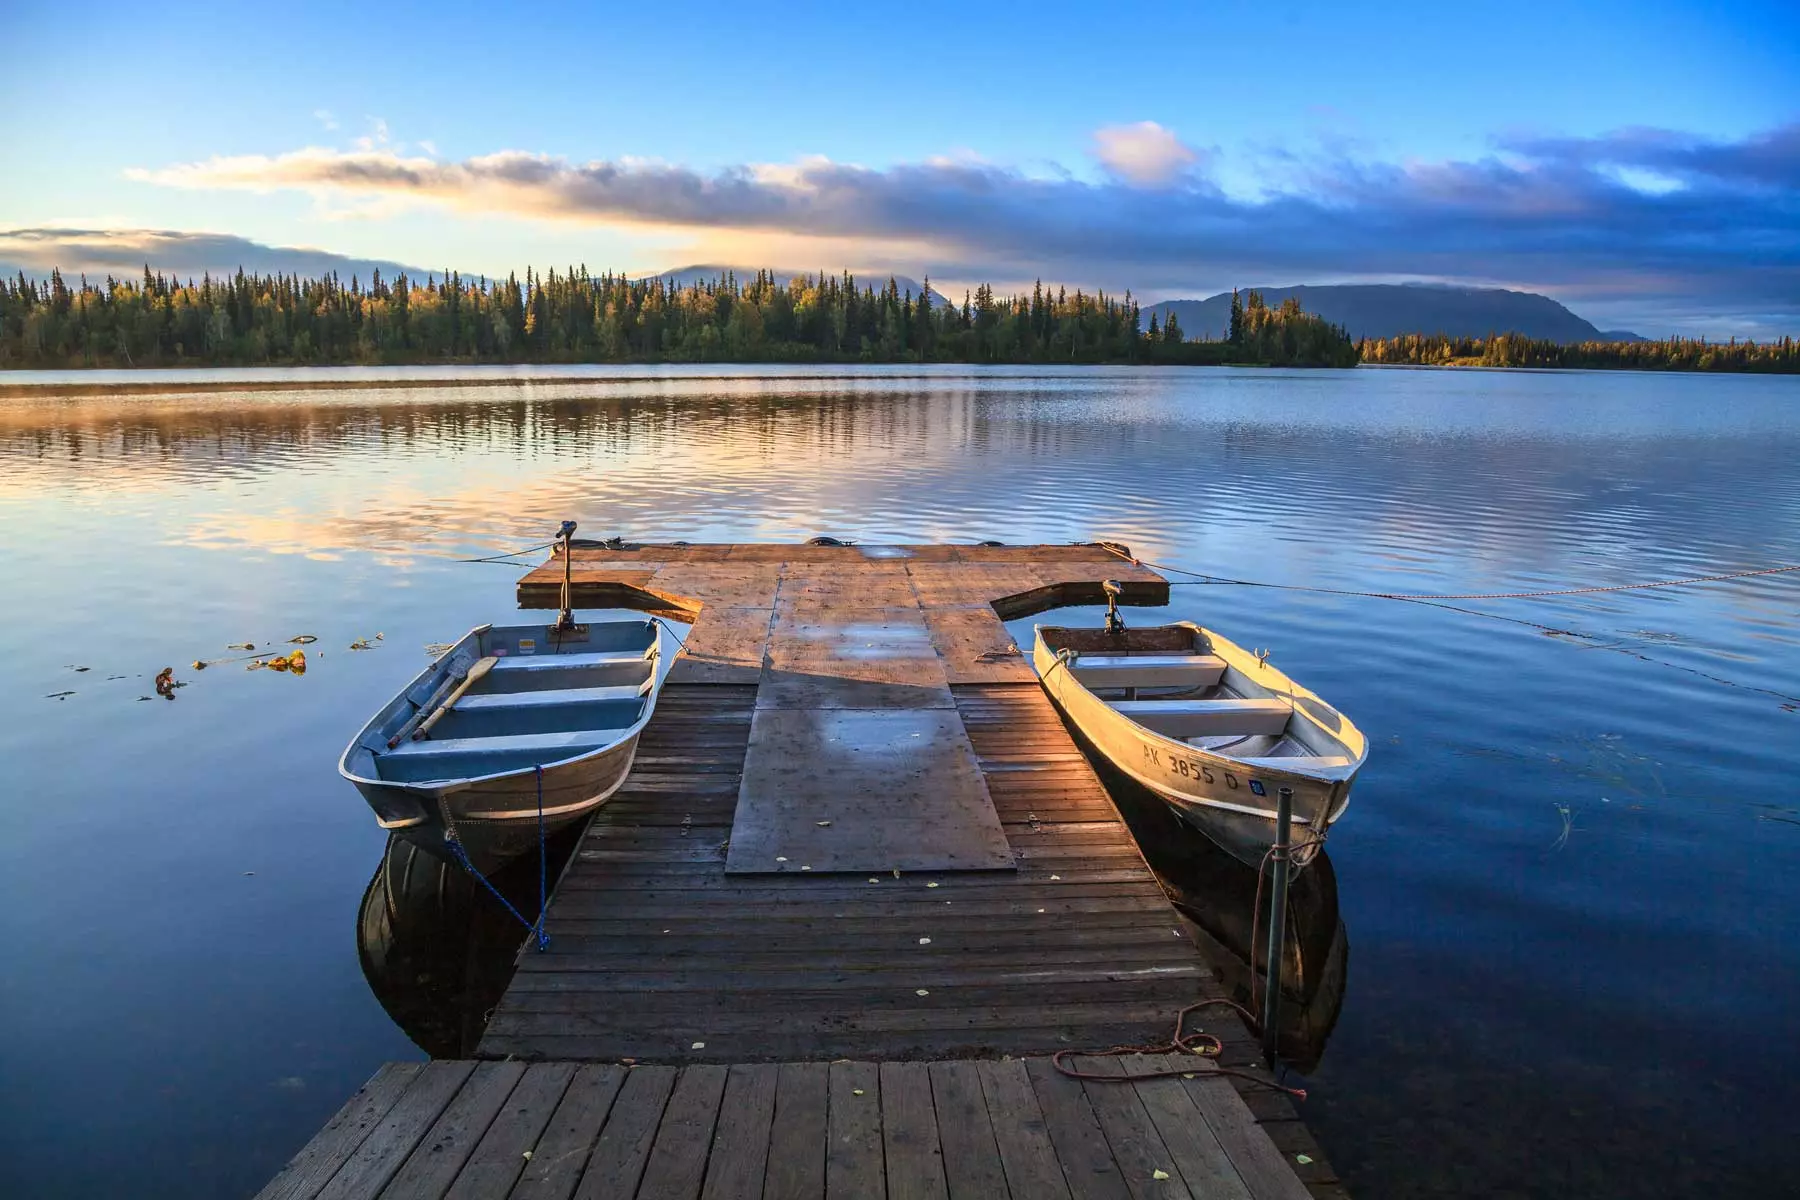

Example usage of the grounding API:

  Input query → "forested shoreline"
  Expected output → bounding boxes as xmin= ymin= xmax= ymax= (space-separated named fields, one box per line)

xmin=1359 ymin=331 xmax=1797 ymax=372
xmin=3 ymin=266 xmax=1789 ymax=373
xmin=0 ymin=268 xmax=1356 ymax=369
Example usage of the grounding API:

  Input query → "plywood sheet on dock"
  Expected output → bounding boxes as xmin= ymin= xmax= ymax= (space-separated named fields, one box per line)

xmin=260 ymin=1054 xmax=1321 ymax=1200
xmin=725 ymin=707 xmax=1012 ymax=874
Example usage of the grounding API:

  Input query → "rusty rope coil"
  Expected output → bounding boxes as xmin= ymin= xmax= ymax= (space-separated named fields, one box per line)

xmin=1051 ymin=998 xmax=1308 ymax=1098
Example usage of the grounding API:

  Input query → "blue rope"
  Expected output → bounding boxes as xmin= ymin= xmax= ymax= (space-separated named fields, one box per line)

xmin=441 ymin=768 xmax=551 ymax=952
xmin=535 ymin=766 xmax=549 ymax=952
xmin=443 ymin=834 xmax=543 ymax=944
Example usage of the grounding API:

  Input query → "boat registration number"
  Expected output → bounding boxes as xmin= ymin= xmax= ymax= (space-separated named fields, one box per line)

xmin=1143 ymin=743 xmax=1246 ymax=791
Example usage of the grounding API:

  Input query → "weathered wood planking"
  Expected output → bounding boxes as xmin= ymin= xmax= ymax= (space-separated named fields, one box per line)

xmin=261 ymin=1055 xmax=1322 ymax=1199
xmin=476 ymin=683 xmax=1212 ymax=1063
xmin=515 ymin=543 xmax=1168 ymax=683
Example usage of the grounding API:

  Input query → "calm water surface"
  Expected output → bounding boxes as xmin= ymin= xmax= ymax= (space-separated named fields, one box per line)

xmin=1 ymin=365 xmax=1796 ymax=1198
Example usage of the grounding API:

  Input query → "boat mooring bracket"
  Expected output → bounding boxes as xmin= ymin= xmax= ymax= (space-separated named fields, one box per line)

xmin=554 ymin=520 xmax=579 ymax=633
xmin=1102 ymin=578 xmax=1127 ymax=637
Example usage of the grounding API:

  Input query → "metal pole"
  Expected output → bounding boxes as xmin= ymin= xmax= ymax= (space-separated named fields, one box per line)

xmin=1261 ymin=786 xmax=1294 ymax=1061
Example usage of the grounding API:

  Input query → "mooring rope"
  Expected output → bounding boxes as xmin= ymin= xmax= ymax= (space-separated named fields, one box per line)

xmin=1050 ymin=998 xmax=1309 ymax=1098
xmin=1096 ymin=541 xmax=1800 ymax=602
xmin=457 ymin=537 xmax=561 ymax=565
xmin=441 ymin=768 xmax=551 ymax=952
xmin=535 ymin=766 xmax=549 ymax=952
xmin=1094 ymin=543 xmax=1800 ymax=707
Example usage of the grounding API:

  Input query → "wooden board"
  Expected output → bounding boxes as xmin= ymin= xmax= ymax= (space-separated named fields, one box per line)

xmin=725 ymin=706 xmax=1013 ymax=874
xmin=261 ymin=1056 xmax=1319 ymax=1199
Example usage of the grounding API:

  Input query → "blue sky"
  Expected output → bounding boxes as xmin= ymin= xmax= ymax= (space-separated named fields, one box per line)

xmin=2 ymin=0 xmax=1795 ymax=334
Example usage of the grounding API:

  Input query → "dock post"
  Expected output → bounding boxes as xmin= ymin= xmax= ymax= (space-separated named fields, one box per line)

xmin=1261 ymin=785 xmax=1294 ymax=1062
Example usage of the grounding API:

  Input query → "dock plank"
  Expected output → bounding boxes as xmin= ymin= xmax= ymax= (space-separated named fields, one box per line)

xmin=826 ymin=1061 xmax=885 ymax=1199
xmin=926 ymin=1061 xmax=1008 ymax=1200
xmin=1023 ymin=1058 xmax=1131 ymax=1200
xmin=763 ymin=1062 xmax=829 ymax=1200
xmin=699 ymin=1063 xmax=780 ymax=1200
xmin=444 ymin=1063 xmax=576 ymax=1200
xmin=255 ymin=1062 xmax=423 ymax=1200
xmin=1117 ymin=1055 xmax=1252 ymax=1200
xmin=879 ymin=1062 xmax=947 ymax=1200
xmin=976 ymin=1060 xmax=1073 ymax=1200
xmin=1070 ymin=1057 xmax=1187 ymax=1200
xmin=313 ymin=1060 xmax=476 ymax=1200
xmin=637 ymin=1064 xmax=730 ymax=1200
xmin=382 ymin=1060 xmax=526 ymax=1199
xmin=571 ymin=1065 xmax=677 ymax=1200
xmin=507 ymin=1064 xmax=627 ymax=1200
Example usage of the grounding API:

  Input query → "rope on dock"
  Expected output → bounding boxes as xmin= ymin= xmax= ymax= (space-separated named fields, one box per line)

xmin=1050 ymin=998 xmax=1309 ymax=1098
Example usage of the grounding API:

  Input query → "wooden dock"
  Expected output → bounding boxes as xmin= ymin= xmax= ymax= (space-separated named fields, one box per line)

xmin=260 ymin=544 xmax=1345 ymax=1198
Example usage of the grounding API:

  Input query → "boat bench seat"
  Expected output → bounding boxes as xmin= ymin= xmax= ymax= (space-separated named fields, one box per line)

xmin=489 ymin=649 xmax=651 ymax=673
xmin=374 ymin=727 xmax=628 ymax=784
xmin=385 ymin=728 xmax=627 ymax=758
xmin=1112 ymin=698 xmax=1292 ymax=737
xmin=482 ymin=650 xmax=654 ymax=694
xmin=455 ymin=684 xmax=646 ymax=711
xmin=1070 ymin=654 xmax=1226 ymax=688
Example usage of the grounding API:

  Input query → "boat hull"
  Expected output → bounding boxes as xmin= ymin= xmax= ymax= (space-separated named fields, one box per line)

xmin=1034 ymin=622 xmax=1363 ymax=870
xmin=353 ymin=733 xmax=641 ymax=874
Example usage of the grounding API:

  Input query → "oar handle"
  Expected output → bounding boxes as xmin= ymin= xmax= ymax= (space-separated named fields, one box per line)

xmin=411 ymin=656 xmax=498 ymax=740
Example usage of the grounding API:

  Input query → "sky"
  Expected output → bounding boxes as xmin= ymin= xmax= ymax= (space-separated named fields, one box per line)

xmin=1 ymin=0 xmax=1796 ymax=335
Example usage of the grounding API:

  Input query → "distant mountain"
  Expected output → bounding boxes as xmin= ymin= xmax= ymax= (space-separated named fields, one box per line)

xmin=0 ymin=228 xmax=431 ymax=285
xmin=650 ymin=264 xmax=957 ymax=309
xmin=1140 ymin=284 xmax=1639 ymax=344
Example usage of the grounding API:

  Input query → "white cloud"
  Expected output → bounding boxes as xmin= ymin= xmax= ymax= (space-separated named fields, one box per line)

xmin=312 ymin=108 xmax=338 ymax=130
xmin=117 ymin=122 xmax=1800 ymax=325
xmin=1091 ymin=121 xmax=1201 ymax=186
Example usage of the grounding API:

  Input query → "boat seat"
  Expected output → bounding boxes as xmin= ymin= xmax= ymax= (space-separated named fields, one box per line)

xmin=373 ymin=727 xmax=627 ymax=784
xmin=384 ymin=728 xmax=625 ymax=758
xmin=1111 ymin=698 xmax=1291 ymax=737
xmin=488 ymin=649 xmax=650 ymax=673
xmin=481 ymin=650 xmax=654 ymax=694
xmin=454 ymin=684 xmax=646 ymax=711
xmin=1070 ymin=654 xmax=1226 ymax=688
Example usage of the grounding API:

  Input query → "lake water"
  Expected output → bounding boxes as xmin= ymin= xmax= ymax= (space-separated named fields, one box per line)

xmin=1 ymin=364 xmax=1796 ymax=1198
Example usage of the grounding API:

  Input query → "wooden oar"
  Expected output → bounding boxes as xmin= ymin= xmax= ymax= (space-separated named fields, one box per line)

xmin=410 ymin=656 xmax=499 ymax=741
xmin=386 ymin=662 xmax=471 ymax=747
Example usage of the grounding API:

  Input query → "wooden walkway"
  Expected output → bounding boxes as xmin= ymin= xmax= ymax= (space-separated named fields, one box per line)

xmin=258 ymin=544 xmax=1345 ymax=1198
xmin=478 ymin=682 xmax=1214 ymax=1061
xmin=258 ymin=1054 xmax=1316 ymax=1200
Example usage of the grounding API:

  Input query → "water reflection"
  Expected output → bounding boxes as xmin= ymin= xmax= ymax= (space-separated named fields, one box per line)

xmin=356 ymin=831 xmax=582 ymax=1058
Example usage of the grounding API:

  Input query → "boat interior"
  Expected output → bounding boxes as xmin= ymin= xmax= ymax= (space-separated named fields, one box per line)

xmin=1039 ymin=623 xmax=1354 ymax=770
xmin=358 ymin=620 xmax=661 ymax=785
